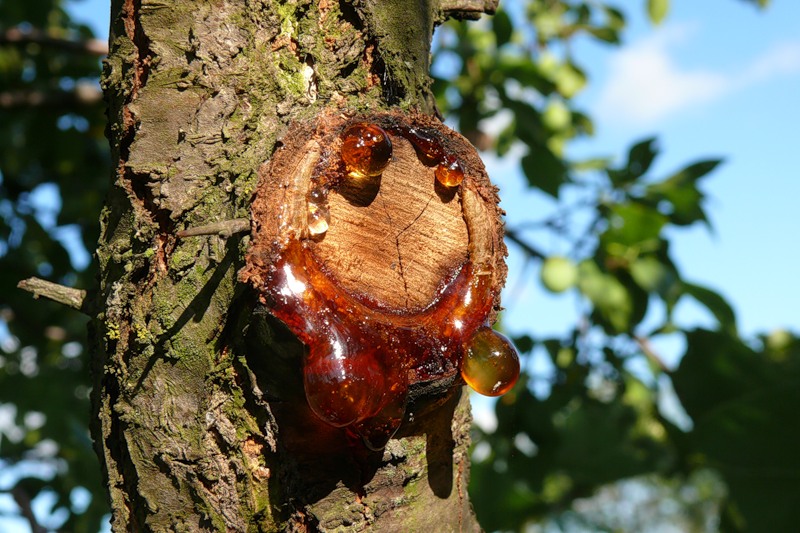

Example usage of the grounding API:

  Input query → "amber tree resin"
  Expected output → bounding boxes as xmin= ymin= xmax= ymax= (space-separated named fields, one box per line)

xmin=241 ymin=111 xmax=518 ymax=449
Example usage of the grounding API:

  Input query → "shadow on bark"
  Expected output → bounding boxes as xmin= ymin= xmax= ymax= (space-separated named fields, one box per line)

xmin=236 ymin=300 xmax=462 ymax=518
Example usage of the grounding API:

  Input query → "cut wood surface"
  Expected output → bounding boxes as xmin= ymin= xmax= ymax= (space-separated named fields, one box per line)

xmin=246 ymin=110 xmax=508 ymax=315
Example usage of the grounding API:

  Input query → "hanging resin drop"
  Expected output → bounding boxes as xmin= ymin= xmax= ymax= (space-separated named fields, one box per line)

xmin=461 ymin=326 xmax=520 ymax=397
xmin=304 ymin=339 xmax=385 ymax=427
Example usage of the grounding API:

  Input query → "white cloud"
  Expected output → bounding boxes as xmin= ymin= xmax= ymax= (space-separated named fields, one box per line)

xmin=594 ymin=24 xmax=800 ymax=127
xmin=741 ymin=41 xmax=800 ymax=84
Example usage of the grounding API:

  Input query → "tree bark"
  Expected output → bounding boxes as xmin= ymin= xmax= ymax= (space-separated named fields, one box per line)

xmin=93 ymin=0 xmax=498 ymax=530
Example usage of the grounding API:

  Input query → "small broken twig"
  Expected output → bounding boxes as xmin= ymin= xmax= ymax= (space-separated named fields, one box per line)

xmin=440 ymin=0 xmax=498 ymax=19
xmin=0 ymin=26 xmax=108 ymax=56
xmin=17 ymin=278 xmax=88 ymax=314
xmin=177 ymin=218 xmax=250 ymax=238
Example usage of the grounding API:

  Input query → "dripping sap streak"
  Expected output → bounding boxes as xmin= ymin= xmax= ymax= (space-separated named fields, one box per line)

xmin=266 ymin=238 xmax=499 ymax=449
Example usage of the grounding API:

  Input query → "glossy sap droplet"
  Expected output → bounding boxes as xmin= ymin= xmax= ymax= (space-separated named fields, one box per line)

xmin=306 ymin=188 xmax=330 ymax=236
xmin=462 ymin=326 xmax=520 ymax=397
xmin=341 ymin=123 xmax=393 ymax=178
xmin=304 ymin=341 xmax=385 ymax=427
xmin=307 ymin=202 xmax=330 ymax=235
xmin=435 ymin=155 xmax=465 ymax=188
xmin=402 ymin=126 xmax=445 ymax=164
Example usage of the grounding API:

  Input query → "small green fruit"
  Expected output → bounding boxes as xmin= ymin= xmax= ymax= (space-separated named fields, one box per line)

xmin=540 ymin=256 xmax=578 ymax=293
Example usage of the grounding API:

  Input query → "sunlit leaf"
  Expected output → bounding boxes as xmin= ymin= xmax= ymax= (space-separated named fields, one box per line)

xmin=578 ymin=260 xmax=632 ymax=333
xmin=648 ymin=0 xmax=670 ymax=25
xmin=682 ymin=282 xmax=737 ymax=334
xmin=630 ymin=255 xmax=672 ymax=293
xmin=554 ymin=62 xmax=586 ymax=98
xmin=521 ymin=148 xmax=567 ymax=198
xmin=540 ymin=255 xmax=578 ymax=293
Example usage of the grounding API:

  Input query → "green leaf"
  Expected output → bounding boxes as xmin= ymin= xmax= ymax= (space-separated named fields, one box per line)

xmin=650 ymin=159 xmax=723 ymax=191
xmin=682 ymin=282 xmax=737 ymax=334
xmin=673 ymin=330 xmax=800 ymax=532
xmin=602 ymin=202 xmax=667 ymax=249
xmin=630 ymin=256 xmax=672 ymax=293
xmin=648 ymin=0 xmax=670 ymax=25
xmin=586 ymin=26 xmax=620 ymax=45
xmin=492 ymin=10 xmax=513 ymax=47
xmin=627 ymin=137 xmax=659 ymax=182
xmin=554 ymin=62 xmax=586 ymax=99
xmin=645 ymin=159 xmax=722 ymax=226
xmin=512 ymin=334 xmax=535 ymax=354
xmin=521 ymin=148 xmax=567 ymax=198
xmin=603 ymin=6 xmax=626 ymax=30
xmin=542 ymin=100 xmax=571 ymax=132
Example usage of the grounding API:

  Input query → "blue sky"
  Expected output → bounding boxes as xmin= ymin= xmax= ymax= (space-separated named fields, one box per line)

xmin=583 ymin=0 xmax=800 ymax=339
xmin=496 ymin=0 xmax=800 ymax=348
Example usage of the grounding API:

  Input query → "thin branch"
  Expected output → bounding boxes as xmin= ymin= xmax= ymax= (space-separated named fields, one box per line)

xmin=0 ymin=83 xmax=102 ymax=110
xmin=504 ymin=228 xmax=545 ymax=260
xmin=17 ymin=278 xmax=87 ymax=313
xmin=11 ymin=485 xmax=47 ymax=533
xmin=177 ymin=218 xmax=250 ymax=238
xmin=0 ymin=26 xmax=108 ymax=56
xmin=635 ymin=335 xmax=670 ymax=373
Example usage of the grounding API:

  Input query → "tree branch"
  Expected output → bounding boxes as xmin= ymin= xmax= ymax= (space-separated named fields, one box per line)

xmin=0 ymin=26 xmax=108 ymax=56
xmin=635 ymin=335 xmax=670 ymax=373
xmin=177 ymin=218 xmax=250 ymax=238
xmin=17 ymin=278 xmax=88 ymax=314
xmin=0 ymin=83 xmax=103 ymax=110
xmin=504 ymin=227 xmax=546 ymax=260
xmin=439 ymin=0 xmax=499 ymax=20
xmin=11 ymin=486 xmax=47 ymax=533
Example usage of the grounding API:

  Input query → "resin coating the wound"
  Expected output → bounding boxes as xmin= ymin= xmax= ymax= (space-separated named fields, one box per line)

xmin=241 ymin=111 xmax=515 ymax=449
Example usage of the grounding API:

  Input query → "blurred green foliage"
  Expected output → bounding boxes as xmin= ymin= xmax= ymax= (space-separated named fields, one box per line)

xmin=0 ymin=0 xmax=109 ymax=530
xmin=433 ymin=0 xmax=797 ymax=531
xmin=0 ymin=0 xmax=795 ymax=531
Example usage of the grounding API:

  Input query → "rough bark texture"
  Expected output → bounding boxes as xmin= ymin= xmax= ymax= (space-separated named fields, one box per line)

xmin=93 ymin=0 xmax=498 ymax=531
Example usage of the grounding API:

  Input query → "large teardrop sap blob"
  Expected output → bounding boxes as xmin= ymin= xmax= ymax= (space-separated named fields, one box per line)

xmin=303 ymin=339 xmax=384 ymax=427
xmin=340 ymin=123 xmax=393 ymax=178
xmin=461 ymin=326 xmax=520 ymax=397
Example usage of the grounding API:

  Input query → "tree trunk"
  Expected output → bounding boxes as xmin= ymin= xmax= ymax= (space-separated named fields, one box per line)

xmin=92 ymin=0 xmax=498 ymax=530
